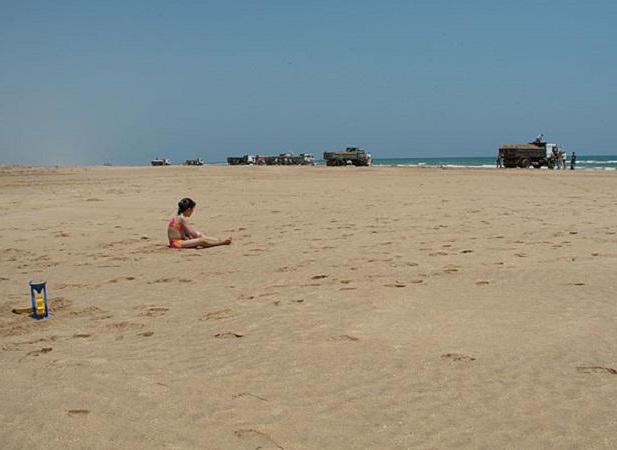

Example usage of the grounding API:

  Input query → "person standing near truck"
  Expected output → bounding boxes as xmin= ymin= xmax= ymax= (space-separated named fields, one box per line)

xmin=570 ymin=152 xmax=577 ymax=170
xmin=496 ymin=151 xmax=503 ymax=168
xmin=552 ymin=147 xmax=559 ymax=170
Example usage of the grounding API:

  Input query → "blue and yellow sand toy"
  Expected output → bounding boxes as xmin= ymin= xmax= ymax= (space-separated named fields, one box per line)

xmin=29 ymin=281 xmax=49 ymax=320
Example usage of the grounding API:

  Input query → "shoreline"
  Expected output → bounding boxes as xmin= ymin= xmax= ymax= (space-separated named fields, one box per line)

xmin=1 ymin=162 xmax=614 ymax=170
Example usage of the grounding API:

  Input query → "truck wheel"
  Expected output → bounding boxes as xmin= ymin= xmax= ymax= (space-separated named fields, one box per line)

xmin=519 ymin=158 xmax=530 ymax=168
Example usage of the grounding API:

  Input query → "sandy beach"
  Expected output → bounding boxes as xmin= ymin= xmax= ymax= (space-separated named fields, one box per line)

xmin=1 ymin=164 xmax=616 ymax=449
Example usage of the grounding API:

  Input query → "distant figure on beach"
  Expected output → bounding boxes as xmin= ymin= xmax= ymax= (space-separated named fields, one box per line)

xmin=168 ymin=197 xmax=232 ymax=249
xmin=532 ymin=133 xmax=544 ymax=144
xmin=551 ymin=147 xmax=559 ymax=169
xmin=570 ymin=152 xmax=577 ymax=170
xmin=496 ymin=151 xmax=503 ymax=168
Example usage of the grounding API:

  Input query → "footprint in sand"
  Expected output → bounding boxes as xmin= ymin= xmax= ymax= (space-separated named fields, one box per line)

xmin=234 ymin=429 xmax=283 ymax=449
xmin=232 ymin=392 xmax=268 ymax=401
xmin=461 ymin=249 xmax=473 ymax=254
xmin=441 ymin=353 xmax=475 ymax=362
xmin=69 ymin=305 xmax=106 ymax=317
xmin=311 ymin=274 xmax=328 ymax=280
xmin=384 ymin=283 xmax=407 ymax=288
xmin=50 ymin=297 xmax=72 ymax=310
xmin=72 ymin=334 xmax=92 ymax=339
xmin=109 ymin=276 xmax=136 ymax=284
xmin=202 ymin=309 xmax=234 ymax=320
xmin=67 ymin=409 xmax=90 ymax=416
xmin=149 ymin=277 xmax=192 ymax=284
xmin=577 ymin=366 xmax=617 ymax=375
xmin=443 ymin=267 xmax=459 ymax=274
xmin=21 ymin=347 xmax=53 ymax=360
xmin=108 ymin=322 xmax=144 ymax=332
xmin=149 ymin=278 xmax=172 ymax=284
xmin=214 ymin=332 xmax=244 ymax=339
xmin=138 ymin=331 xmax=154 ymax=337
xmin=330 ymin=334 xmax=359 ymax=342
xmin=475 ymin=280 xmax=490 ymax=286
xmin=139 ymin=306 xmax=169 ymax=318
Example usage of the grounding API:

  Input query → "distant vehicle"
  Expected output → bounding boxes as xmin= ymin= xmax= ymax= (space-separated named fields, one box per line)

xmin=151 ymin=158 xmax=171 ymax=166
xmin=323 ymin=147 xmax=372 ymax=166
xmin=255 ymin=153 xmax=315 ymax=165
xmin=184 ymin=158 xmax=205 ymax=166
xmin=227 ymin=153 xmax=315 ymax=165
xmin=499 ymin=137 xmax=559 ymax=169
xmin=227 ymin=155 xmax=255 ymax=165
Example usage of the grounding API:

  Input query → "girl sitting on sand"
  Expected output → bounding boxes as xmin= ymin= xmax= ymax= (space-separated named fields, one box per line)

xmin=168 ymin=197 xmax=232 ymax=249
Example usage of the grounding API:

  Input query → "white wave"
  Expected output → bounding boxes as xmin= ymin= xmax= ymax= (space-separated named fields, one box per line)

xmin=579 ymin=160 xmax=617 ymax=164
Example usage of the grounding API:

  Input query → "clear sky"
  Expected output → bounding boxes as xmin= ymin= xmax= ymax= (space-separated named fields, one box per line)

xmin=1 ymin=0 xmax=616 ymax=165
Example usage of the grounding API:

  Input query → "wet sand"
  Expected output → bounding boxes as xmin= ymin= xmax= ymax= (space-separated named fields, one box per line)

xmin=1 ymin=164 xmax=616 ymax=449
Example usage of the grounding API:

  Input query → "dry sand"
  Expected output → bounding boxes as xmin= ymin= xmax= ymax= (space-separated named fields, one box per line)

xmin=1 ymin=164 xmax=616 ymax=449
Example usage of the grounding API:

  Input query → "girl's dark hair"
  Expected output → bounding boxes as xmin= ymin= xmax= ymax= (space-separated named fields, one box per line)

xmin=177 ymin=197 xmax=196 ymax=215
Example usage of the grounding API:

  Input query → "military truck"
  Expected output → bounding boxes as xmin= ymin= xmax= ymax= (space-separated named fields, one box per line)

xmin=227 ymin=155 xmax=255 ymax=165
xmin=255 ymin=153 xmax=315 ymax=165
xmin=151 ymin=158 xmax=171 ymax=166
xmin=499 ymin=137 xmax=558 ymax=169
xmin=323 ymin=147 xmax=372 ymax=166
xmin=184 ymin=158 xmax=205 ymax=166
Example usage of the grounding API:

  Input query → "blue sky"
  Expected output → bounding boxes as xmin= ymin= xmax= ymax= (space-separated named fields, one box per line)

xmin=1 ymin=0 xmax=616 ymax=164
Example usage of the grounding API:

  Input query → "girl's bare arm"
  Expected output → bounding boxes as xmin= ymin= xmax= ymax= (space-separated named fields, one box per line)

xmin=181 ymin=217 xmax=203 ymax=238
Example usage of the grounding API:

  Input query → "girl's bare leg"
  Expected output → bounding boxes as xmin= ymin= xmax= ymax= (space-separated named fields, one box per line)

xmin=180 ymin=236 xmax=232 ymax=248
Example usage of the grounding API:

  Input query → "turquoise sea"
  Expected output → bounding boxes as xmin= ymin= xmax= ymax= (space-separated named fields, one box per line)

xmin=368 ymin=155 xmax=617 ymax=171
xmin=211 ymin=155 xmax=617 ymax=170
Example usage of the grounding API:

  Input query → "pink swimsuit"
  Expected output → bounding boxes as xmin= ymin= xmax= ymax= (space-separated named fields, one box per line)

xmin=168 ymin=217 xmax=185 ymax=248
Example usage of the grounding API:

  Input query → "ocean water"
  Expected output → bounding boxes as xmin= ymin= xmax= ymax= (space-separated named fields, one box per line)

xmin=369 ymin=155 xmax=617 ymax=171
xmin=212 ymin=155 xmax=617 ymax=170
